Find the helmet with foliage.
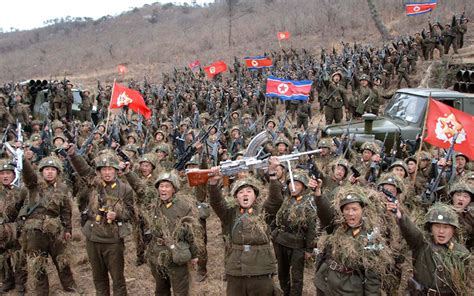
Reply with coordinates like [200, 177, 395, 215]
[317, 138, 332, 149]
[425, 203, 459, 228]
[39, 156, 63, 172]
[448, 181, 473, 199]
[230, 178, 260, 198]
[0, 159, 15, 172]
[155, 171, 180, 191]
[287, 169, 309, 188]
[185, 154, 200, 168]
[360, 142, 379, 154]
[359, 74, 371, 82]
[123, 144, 139, 155]
[376, 173, 403, 193]
[338, 190, 367, 210]
[331, 158, 349, 176]
[388, 160, 408, 177]
[139, 153, 157, 169]
[275, 136, 291, 147]
[155, 144, 171, 155]
[94, 154, 120, 170]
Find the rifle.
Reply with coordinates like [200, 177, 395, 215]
[4, 122, 23, 187]
[115, 146, 130, 162]
[421, 134, 458, 205]
[334, 117, 353, 156]
[186, 149, 321, 187]
[77, 125, 99, 155]
[0, 124, 11, 155]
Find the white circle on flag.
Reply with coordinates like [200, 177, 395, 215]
[279, 33, 285, 39]
[251, 60, 258, 67]
[278, 83, 289, 94]
[413, 6, 420, 12]
[210, 66, 216, 74]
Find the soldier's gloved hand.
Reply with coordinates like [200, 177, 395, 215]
[66, 144, 76, 156]
[348, 175, 359, 185]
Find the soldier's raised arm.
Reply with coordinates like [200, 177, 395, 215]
[262, 156, 285, 216]
[66, 144, 95, 177]
[207, 167, 232, 225]
[310, 178, 336, 232]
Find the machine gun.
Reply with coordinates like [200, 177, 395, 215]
[186, 149, 321, 187]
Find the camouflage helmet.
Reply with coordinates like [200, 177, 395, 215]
[331, 71, 343, 80]
[317, 138, 332, 149]
[388, 160, 408, 177]
[121, 144, 137, 155]
[185, 154, 200, 168]
[31, 119, 42, 127]
[275, 136, 291, 147]
[339, 190, 366, 210]
[332, 158, 350, 173]
[377, 173, 403, 193]
[127, 132, 138, 142]
[230, 126, 240, 133]
[418, 151, 432, 161]
[30, 133, 41, 142]
[52, 134, 67, 143]
[155, 171, 180, 191]
[155, 144, 171, 155]
[448, 181, 473, 199]
[359, 74, 371, 82]
[462, 171, 474, 181]
[360, 142, 379, 154]
[154, 129, 167, 138]
[200, 112, 211, 121]
[38, 156, 63, 172]
[242, 113, 252, 120]
[139, 153, 157, 169]
[230, 178, 260, 198]
[425, 203, 459, 228]
[0, 159, 15, 172]
[454, 152, 470, 162]
[265, 118, 277, 127]
[94, 154, 120, 170]
[51, 120, 64, 130]
[287, 169, 309, 188]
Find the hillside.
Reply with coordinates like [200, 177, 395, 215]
[0, 0, 472, 87]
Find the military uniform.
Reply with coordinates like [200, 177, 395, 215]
[209, 179, 277, 296]
[265, 173, 318, 295]
[127, 171, 200, 296]
[323, 72, 348, 124]
[296, 101, 311, 129]
[0, 160, 27, 293]
[19, 157, 76, 295]
[352, 75, 379, 117]
[70, 152, 134, 296]
[397, 57, 412, 88]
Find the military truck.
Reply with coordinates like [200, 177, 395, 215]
[322, 88, 474, 151]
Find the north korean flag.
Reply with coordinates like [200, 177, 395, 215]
[188, 60, 200, 70]
[204, 61, 227, 79]
[244, 56, 273, 70]
[265, 76, 313, 101]
[277, 31, 290, 40]
[406, 1, 437, 16]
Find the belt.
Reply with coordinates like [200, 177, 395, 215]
[425, 289, 454, 296]
[328, 260, 355, 275]
[231, 244, 271, 251]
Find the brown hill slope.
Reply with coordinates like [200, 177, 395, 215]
[0, 0, 472, 85]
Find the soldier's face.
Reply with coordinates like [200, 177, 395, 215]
[360, 80, 368, 87]
[158, 181, 175, 201]
[157, 151, 167, 160]
[334, 165, 346, 181]
[342, 202, 363, 228]
[140, 162, 154, 177]
[455, 156, 467, 169]
[42, 167, 58, 182]
[362, 150, 373, 162]
[407, 161, 417, 174]
[290, 181, 305, 196]
[0, 170, 15, 186]
[431, 223, 455, 245]
[320, 147, 329, 156]
[452, 192, 471, 211]
[381, 184, 398, 198]
[236, 186, 256, 209]
[100, 167, 116, 183]
[391, 166, 406, 178]
[155, 133, 164, 141]
[277, 143, 287, 153]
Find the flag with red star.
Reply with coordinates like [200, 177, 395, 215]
[265, 76, 312, 101]
[424, 98, 474, 160]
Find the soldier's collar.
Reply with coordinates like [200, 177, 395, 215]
[240, 207, 253, 214]
[351, 227, 362, 237]
[293, 195, 303, 202]
[160, 197, 175, 208]
[102, 181, 117, 189]
[447, 241, 454, 251]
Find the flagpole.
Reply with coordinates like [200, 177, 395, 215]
[104, 79, 116, 135]
[413, 94, 431, 184]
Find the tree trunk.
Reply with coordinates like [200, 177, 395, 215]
[366, 0, 392, 41]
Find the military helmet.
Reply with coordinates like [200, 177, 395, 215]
[30, 133, 41, 142]
[287, 169, 309, 188]
[388, 160, 408, 177]
[155, 171, 180, 191]
[139, 153, 157, 169]
[418, 151, 431, 161]
[339, 191, 366, 210]
[331, 71, 343, 80]
[155, 144, 171, 155]
[230, 178, 260, 198]
[154, 129, 167, 138]
[332, 158, 350, 172]
[318, 138, 332, 149]
[359, 74, 371, 82]
[242, 113, 252, 120]
[127, 132, 138, 141]
[448, 181, 473, 199]
[94, 154, 120, 170]
[123, 144, 139, 155]
[265, 118, 277, 127]
[0, 159, 15, 172]
[230, 126, 240, 133]
[51, 120, 64, 130]
[185, 154, 200, 168]
[53, 134, 67, 143]
[200, 112, 211, 121]
[454, 152, 470, 162]
[377, 173, 403, 193]
[425, 204, 459, 228]
[463, 171, 474, 181]
[38, 156, 63, 172]
[31, 119, 42, 127]
[275, 136, 291, 147]
[360, 142, 379, 154]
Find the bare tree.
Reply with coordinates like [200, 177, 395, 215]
[366, 0, 392, 40]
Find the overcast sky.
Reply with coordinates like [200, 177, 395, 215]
[1, 0, 213, 31]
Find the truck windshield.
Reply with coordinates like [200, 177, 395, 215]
[384, 93, 426, 124]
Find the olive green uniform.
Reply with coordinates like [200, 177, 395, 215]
[70, 154, 134, 296]
[209, 183, 277, 296]
[323, 81, 347, 124]
[19, 159, 76, 296]
[265, 180, 318, 295]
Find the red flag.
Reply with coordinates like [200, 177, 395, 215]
[244, 56, 273, 69]
[277, 31, 290, 41]
[188, 60, 200, 70]
[406, 1, 437, 16]
[117, 64, 127, 74]
[424, 98, 474, 160]
[204, 61, 227, 79]
[110, 82, 151, 119]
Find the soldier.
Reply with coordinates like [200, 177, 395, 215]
[448, 181, 473, 251]
[295, 100, 311, 129]
[0, 96, 13, 130]
[265, 159, 318, 296]
[19, 156, 76, 295]
[68, 148, 134, 296]
[10, 92, 31, 127]
[0, 160, 27, 294]
[323, 72, 348, 125]
[125, 170, 200, 296]
[397, 56, 412, 88]
[207, 172, 278, 295]
[387, 202, 473, 295]
[352, 74, 379, 117]
[427, 23, 444, 59]
[441, 23, 458, 54]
